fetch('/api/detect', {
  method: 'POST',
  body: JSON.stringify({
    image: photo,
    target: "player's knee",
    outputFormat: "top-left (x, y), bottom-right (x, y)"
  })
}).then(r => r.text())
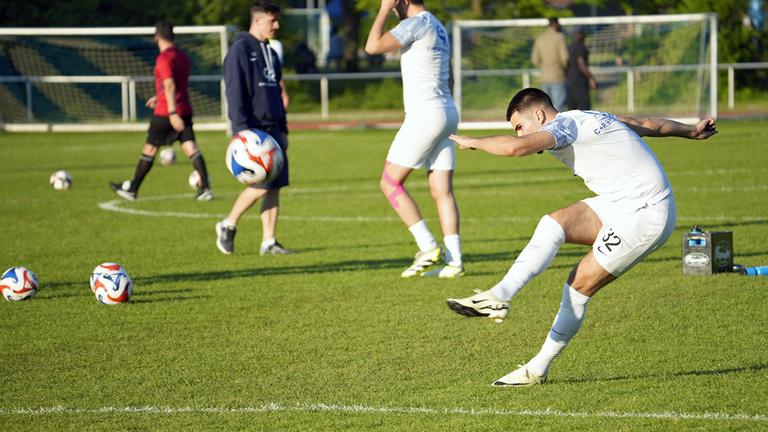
top-left (182, 141), bottom-right (199, 156)
top-left (430, 187), bottom-right (453, 203)
top-left (380, 172), bottom-right (403, 193)
top-left (143, 145), bottom-right (158, 157)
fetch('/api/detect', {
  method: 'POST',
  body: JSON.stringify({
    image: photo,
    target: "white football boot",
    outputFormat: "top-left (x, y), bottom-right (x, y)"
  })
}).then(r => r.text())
top-left (446, 289), bottom-right (508, 323)
top-left (401, 247), bottom-right (442, 278)
top-left (492, 364), bottom-right (547, 387)
top-left (422, 263), bottom-right (465, 278)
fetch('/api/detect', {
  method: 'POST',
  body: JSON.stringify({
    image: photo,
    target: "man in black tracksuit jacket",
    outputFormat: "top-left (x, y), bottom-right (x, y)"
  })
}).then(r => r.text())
top-left (215, 0), bottom-right (294, 256)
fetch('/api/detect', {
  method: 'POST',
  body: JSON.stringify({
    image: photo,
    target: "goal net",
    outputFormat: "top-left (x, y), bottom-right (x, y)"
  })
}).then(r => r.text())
top-left (0, 26), bottom-right (229, 130)
top-left (453, 14), bottom-right (717, 128)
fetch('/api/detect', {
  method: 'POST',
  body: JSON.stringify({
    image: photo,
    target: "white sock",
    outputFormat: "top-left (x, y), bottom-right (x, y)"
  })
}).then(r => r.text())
top-left (261, 238), bottom-right (276, 249)
top-left (490, 215), bottom-right (565, 301)
top-left (443, 234), bottom-right (462, 266)
top-left (527, 284), bottom-right (591, 377)
top-left (221, 218), bottom-right (236, 228)
top-left (408, 220), bottom-right (438, 252)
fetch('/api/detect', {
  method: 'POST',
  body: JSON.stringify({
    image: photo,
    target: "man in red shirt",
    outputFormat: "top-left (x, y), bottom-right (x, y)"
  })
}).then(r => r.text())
top-left (110, 20), bottom-right (213, 201)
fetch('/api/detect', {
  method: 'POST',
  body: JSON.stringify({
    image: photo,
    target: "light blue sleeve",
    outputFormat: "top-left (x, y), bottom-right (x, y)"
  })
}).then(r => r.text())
top-left (390, 16), bottom-right (429, 48)
top-left (540, 116), bottom-right (579, 150)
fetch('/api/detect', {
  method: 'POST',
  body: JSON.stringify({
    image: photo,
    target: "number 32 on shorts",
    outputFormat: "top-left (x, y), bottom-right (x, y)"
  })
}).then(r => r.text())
top-left (596, 228), bottom-right (623, 257)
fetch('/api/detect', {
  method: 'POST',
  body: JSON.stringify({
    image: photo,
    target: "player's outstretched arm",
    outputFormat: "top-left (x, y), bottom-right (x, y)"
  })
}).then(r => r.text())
top-left (450, 131), bottom-right (555, 157)
top-left (617, 115), bottom-right (717, 140)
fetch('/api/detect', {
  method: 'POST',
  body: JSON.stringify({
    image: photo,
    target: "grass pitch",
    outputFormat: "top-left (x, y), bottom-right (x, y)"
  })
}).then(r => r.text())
top-left (1, 120), bottom-right (767, 431)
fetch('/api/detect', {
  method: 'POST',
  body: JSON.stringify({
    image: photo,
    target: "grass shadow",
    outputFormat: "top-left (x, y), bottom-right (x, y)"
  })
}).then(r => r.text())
top-left (558, 363), bottom-right (768, 385)
top-left (130, 295), bottom-right (210, 304)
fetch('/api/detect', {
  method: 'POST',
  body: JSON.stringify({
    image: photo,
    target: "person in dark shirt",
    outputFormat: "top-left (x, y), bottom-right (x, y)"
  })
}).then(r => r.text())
top-left (110, 20), bottom-right (213, 201)
top-left (566, 27), bottom-right (598, 110)
top-left (215, 0), bottom-right (294, 256)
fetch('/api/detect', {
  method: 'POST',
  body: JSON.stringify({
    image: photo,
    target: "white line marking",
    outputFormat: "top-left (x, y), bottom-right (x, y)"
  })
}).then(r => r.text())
top-left (1, 403), bottom-right (766, 422)
top-left (98, 194), bottom-right (768, 224)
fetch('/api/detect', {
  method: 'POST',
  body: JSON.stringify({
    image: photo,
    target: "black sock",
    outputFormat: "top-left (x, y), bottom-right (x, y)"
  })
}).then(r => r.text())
top-left (189, 151), bottom-right (210, 189)
top-left (129, 153), bottom-right (154, 192)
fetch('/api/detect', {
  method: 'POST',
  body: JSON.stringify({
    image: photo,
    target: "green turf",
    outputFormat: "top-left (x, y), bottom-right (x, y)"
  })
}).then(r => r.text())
top-left (1, 120), bottom-right (767, 431)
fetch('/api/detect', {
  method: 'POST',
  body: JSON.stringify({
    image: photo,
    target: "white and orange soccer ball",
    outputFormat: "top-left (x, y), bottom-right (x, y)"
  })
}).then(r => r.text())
top-left (91, 263), bottom-right (132, 305)
top-left (225, 129), bottom-right (284, 185)
top-left (1, 266), bottom-right (39, 301)
top-left (50, 170), bottom-right (72, 190)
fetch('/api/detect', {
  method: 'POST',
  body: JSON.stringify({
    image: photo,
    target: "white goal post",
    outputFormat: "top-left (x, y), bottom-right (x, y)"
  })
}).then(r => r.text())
top-left (0, 26), bottom-right (230, 132)
top-left (452, 14), bottom-right (718, 129)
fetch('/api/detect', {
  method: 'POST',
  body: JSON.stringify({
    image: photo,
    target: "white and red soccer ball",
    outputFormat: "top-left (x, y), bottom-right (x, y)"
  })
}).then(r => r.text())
top-left (188, 170), bottom-right (211, 190)
top-left (225, 129), bottom-right (284, 185)
top-left (50, 170), bottom-right (72, 190)
top-left (90, 262), bottom-right (132, 305)
top-left (159, 148), bottom-right (176, 166)
top-left (1, 266), bottom-right (39, 301)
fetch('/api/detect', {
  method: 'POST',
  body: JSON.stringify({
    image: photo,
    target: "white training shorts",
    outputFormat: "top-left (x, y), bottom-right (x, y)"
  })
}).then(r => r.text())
top-left (386, 106), bottom-right (459, 171)
top-left (583, 194), bottom-right (677, 277)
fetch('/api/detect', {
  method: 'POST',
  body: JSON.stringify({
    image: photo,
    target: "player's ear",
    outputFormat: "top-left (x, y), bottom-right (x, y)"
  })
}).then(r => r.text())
top-left (534, 108), bottom-right (546, 124)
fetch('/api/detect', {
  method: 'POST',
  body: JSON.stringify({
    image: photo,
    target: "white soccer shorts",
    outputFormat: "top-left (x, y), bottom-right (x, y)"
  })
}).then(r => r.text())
top-left (583, 195), bottom-right (677, 277)
top-left (386, 106), bottom-right (459, 171)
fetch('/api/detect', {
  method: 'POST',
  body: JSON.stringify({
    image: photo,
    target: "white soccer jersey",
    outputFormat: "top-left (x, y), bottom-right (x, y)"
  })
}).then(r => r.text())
top-left (540, 110), bottom-right (673, 210)
top-left (390, 11), bottom-right (455, 113)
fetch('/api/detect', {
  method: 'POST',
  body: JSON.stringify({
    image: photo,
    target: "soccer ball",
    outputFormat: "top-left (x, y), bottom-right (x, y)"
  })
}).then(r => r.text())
top-left (159, 148), bottom-right (176, 166)
top-left (1, 266), bottom-right (39, 301)
top-left (225, 129), bottom-right (284, 185)
top-left (50, 170), bottom-right (72, 190)
top-left (90, 262), bottom-right (124, 293)
top-left (92, 266), bottom-right (132, 305)
top-left (188, 170), bottom-right (203, 190)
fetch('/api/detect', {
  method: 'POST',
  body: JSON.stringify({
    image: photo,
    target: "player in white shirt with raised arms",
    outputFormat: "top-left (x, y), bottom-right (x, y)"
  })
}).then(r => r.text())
top-left (448, 88), bottom-right (717, 386)
top-left (365, 0), bottom-right (463, 278)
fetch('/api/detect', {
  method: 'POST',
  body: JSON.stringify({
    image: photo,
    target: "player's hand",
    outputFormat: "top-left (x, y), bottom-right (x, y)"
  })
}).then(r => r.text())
top-left (380, 0), bottom-right (398, 12)
top-left (690, 117), bottom-right (717, 140)
top-left (450, 134), bottom-right (477, 150)
top-left (589, 78), bottom-right (598, 89)
top-left (145, 96), bottom-right (157, 108)
top-left (169, 114), bottom-right (184, 132)
top-left (282, 92), bottom-right (290, 110)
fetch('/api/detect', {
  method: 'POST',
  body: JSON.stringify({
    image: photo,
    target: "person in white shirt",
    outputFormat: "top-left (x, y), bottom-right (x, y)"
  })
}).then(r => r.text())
top-left (448, 87), bottom-right (717, 386)
top-left (365, 0), bottom-right (463, 279)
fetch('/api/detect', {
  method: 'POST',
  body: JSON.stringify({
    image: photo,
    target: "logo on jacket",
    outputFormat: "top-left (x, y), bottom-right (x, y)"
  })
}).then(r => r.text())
top-left (262, 67), bottom-right (277, 83)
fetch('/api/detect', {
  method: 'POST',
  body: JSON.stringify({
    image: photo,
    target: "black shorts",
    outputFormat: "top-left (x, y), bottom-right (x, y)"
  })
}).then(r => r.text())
top-left (146, 115), bottom-right (195, 146)
top-left (249, 125), bottom-right (289, 190)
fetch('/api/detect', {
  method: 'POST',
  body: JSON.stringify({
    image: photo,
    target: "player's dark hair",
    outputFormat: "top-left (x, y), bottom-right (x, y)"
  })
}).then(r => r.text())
top-left (548, 17), bottom-right (559, 26)
top-left (154, 20), bottom-right (174, 42)
top-left (505, 88), bottom-right (554, 121)
top-left (410, 0), bottom-right (425, 5)
top-left (250, 0), bottom-right (281, 16)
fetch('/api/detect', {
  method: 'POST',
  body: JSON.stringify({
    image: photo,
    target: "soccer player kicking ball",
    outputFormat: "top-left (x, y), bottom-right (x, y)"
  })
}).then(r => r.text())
top-left (110, 20), bottom-right (213, 202)
top-left (365, 0), bottom-right (464, 278)
top-left (447, 88), bottom-right (717, 386)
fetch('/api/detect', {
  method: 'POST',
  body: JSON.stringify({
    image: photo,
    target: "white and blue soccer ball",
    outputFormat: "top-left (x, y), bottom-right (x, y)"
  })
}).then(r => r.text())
top-left (50, 170), bottom-right (72, 190)
top-left (225, 129), bottom-right (284, 185)
top-left (92, 265), bottom-right (132, 305)
top-left (90, 262), bottom-right (124, 294)
top-left (1, 266), bottom-right (39, 301)
top-left (159, 148), bottom-right (176, 166)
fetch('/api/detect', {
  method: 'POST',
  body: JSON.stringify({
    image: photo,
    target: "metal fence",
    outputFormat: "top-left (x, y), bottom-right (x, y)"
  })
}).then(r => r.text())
top-left (1, 62), bottom-right (766, 129)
